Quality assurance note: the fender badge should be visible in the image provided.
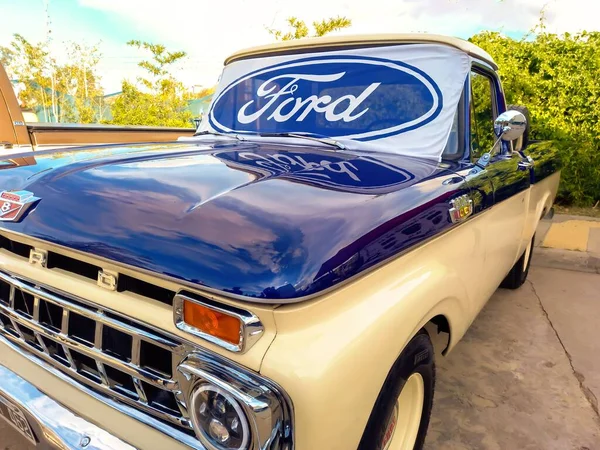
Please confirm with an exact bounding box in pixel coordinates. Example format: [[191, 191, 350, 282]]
[[0, 190, 41, 222], [449, 194, 473, 223]]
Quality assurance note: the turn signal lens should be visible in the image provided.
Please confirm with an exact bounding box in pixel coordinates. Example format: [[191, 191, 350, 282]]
[[183, 300, 242, 345]]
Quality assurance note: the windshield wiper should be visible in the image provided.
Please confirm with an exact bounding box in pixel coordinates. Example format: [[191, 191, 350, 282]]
[[193, 130, 242, 140], [193, 130, 346, 150], [250, 132, 346, 150]]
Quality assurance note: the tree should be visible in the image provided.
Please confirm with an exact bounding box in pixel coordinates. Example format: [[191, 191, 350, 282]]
[[108, 40, 193, 127], [64, 43, 103, 123], [7, 34, 51, 118], [470, 26, 600, 206], [3, 34, 103, 123], [191, 85, 216, 99], [0, 45, 15, 69], [267, 16, 352, 41]]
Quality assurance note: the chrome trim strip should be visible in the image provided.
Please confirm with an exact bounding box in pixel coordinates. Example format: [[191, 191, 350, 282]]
[[0, 364, 137, 450], [0, 335, 206, 450], [173, 293, 264, 353]]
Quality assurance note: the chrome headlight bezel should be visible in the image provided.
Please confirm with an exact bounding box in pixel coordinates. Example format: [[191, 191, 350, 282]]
[[189, 383, 251, 450], [178, 353, 294, 450]]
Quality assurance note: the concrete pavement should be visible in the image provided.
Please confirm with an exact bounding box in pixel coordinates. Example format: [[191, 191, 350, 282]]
[[529, 267, 600, 418], [541, 215, 600, 253], [425, 265, 600, 450], [534, 214, 600, 274]]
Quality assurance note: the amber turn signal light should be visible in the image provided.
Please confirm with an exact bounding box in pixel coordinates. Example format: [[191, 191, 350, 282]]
[[183, 300, 242, 346]]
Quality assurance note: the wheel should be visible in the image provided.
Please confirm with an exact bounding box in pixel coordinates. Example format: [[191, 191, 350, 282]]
[[500, 235, 534, 289], [358, 330, 435, 450]]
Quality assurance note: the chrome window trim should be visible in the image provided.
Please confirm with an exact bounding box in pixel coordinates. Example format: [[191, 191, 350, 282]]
[[174, 293, 264, 354]]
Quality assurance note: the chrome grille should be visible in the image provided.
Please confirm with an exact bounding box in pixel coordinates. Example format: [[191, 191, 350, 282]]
[[0, 270, 193, 431]]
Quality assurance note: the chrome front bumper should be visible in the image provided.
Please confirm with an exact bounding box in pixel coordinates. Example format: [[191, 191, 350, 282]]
[[0, 364, 135, 450]]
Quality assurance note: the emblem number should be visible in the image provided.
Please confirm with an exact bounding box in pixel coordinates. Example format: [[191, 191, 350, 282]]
[[0, 191, 40, 222], [449, 194, 473, 223]]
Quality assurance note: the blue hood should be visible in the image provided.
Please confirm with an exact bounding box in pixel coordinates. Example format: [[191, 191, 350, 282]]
[[0, 140, 467, 301]]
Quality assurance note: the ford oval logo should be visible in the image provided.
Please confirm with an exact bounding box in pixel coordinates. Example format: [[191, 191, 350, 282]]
[[209, 55, 443, 141], [214, 150, 416, 194]]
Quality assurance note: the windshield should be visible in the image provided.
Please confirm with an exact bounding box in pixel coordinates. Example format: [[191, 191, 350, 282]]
[[201, 44, 471, 160]]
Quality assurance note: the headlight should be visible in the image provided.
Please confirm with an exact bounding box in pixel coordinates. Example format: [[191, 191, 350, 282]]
[[190, 384, 250, 450], [178, 354, 294, 450]]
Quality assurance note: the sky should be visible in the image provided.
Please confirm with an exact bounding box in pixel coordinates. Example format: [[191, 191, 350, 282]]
[[1, 0, 598, 94]]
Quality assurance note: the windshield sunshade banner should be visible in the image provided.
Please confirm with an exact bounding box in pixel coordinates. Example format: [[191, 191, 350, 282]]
[[202, 44, 471, 160]]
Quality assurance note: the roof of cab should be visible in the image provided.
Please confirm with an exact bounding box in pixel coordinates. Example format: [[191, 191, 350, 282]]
[[225, 33, 497, 70]]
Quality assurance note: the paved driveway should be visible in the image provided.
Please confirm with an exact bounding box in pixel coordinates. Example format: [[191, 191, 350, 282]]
[[2, 266, 600, 449], [425, 265, 600, 449]]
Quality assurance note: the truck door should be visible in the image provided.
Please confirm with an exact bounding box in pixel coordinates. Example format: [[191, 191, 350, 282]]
[[468, 67, 531, 302]]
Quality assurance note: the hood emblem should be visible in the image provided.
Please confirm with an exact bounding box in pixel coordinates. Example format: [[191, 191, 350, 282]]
[[449, 194, 473, 223], [0, 190, 41, 222]]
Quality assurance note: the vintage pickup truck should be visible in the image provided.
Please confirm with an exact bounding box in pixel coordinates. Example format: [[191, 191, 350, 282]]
[[0, 34, 559, 450], [0, 62, 194, 155]]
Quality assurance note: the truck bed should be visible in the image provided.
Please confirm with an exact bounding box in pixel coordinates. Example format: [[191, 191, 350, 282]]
[[25, 122, 195, 147]]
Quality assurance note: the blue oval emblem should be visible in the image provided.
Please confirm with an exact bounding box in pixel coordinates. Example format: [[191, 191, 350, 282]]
[[209, 55, 443, 141], [214, 150, 416, 194]]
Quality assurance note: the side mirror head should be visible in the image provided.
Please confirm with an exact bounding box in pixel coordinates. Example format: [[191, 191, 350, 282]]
[[494, 110, 527, 142]]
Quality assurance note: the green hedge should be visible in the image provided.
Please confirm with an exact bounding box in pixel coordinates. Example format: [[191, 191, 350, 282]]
[[470, 30, 600, 206]]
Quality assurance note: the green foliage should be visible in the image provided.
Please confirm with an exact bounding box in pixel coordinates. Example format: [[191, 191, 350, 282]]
[[4, 34, 103, 123], [108, 40, 193, 128], [471, 73, 497, 156], [190, 85, 216, 99], [267, 16, 352, 41], [470, 27, 600, 206], [0, 44, 15, 68]]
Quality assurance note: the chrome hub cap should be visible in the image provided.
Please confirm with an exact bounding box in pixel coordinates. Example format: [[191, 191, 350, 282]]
[[383, 372, 425, 450]]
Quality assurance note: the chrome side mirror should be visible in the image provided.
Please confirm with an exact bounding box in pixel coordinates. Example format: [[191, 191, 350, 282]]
[[475, 109, 529, 170], [494, 110, 527, 142]]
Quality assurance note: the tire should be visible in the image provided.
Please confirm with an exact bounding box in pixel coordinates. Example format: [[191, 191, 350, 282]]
[[500, 235, 534, 289], [358, 330, 435, 450]]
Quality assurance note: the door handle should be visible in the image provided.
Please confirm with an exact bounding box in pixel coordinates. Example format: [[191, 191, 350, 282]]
[[0, 141, 14, 149]]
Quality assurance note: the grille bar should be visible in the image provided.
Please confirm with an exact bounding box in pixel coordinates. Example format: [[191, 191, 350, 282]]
[[1, 272, 177, 350], [0, 270, 193, 431], [0, 303, 177, 390]]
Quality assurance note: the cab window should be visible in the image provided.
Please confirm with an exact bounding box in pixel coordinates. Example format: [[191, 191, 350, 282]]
[[470, 71, 496, 159], [441, 86, 466, 160]]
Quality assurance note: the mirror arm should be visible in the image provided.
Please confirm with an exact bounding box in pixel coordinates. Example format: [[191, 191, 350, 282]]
[[473, 133, 505, 171]]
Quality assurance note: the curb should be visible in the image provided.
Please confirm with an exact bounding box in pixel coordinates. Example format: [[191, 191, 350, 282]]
[[532, 247, 600, 274]]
